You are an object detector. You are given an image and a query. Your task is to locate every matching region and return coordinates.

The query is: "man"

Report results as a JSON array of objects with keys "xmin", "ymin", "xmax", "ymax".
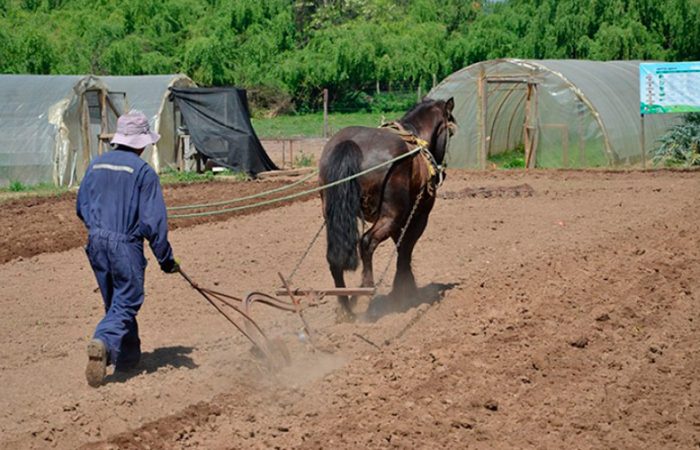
[{"xmin": 77, "ymin": 110, "xmax": 179, "ymax": 387}]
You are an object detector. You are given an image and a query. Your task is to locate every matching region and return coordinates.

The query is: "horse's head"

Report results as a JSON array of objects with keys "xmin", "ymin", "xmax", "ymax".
[{"xmin": 400, "ymin": 97, "xmax": 456, "ymax": 164}]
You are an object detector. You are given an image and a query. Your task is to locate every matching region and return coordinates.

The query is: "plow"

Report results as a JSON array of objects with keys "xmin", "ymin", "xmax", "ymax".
[
  {"xmin": 178, "ymin": 267, "xmax": 374, "ymax": 370},
  {"xmin": 168, "ymin": 110, "xmax": 453, "ymax": 369}
]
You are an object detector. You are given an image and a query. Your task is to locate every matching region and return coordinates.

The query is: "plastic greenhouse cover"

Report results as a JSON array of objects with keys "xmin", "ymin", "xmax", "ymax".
[
  {"xmin": 0, "ymin": 74, "xmax": 195, "ymax": 187},
  {"xmin": 0, "ymin": 75, "xmax": 109, "ymax": 187},
  {"xmin": 101, "ymin": 74, "xmax": 195, "ymax": 172},
  {"xmin": 429, "ymin": 59, "xmax": 676, "ymax": 168}
]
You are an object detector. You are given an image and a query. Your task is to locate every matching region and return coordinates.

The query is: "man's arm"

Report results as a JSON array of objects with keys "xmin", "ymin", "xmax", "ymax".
[{"xmin": 138, "ymin": 168, "xmax": 175, "ymax": 271}]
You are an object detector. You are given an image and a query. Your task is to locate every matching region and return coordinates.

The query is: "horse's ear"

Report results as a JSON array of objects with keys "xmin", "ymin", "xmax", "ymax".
[{"xmin": 445, "ymin": 97, "xmax": 455, "ymax": 113}]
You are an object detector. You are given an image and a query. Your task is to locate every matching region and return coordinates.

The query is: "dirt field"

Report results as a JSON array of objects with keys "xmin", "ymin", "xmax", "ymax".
[{"xmin": 1, "ymin": 169, "xmax": 699, "ymax": 449}]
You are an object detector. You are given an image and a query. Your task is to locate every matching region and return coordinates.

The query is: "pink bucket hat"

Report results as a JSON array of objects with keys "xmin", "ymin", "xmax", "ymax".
[{"xmin": 111, "ymin": 110, "xmax": 160, "ymax": 149}]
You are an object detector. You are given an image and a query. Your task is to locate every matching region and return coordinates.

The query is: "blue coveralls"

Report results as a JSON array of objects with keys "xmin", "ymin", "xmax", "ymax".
[{"xmin": 77, "ymin": 148, "xmax": 174, "ymax": 368}]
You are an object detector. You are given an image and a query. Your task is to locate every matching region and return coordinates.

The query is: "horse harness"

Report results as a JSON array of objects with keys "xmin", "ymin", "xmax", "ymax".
[{"xmin": 380, "ymin": 121, "xmax": 445, "ymax": 196}]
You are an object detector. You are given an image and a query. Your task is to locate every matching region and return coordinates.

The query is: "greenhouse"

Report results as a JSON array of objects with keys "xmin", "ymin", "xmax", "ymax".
[
  {"xmin": 0, "ymin": 75, "xmax": 118, "ymax": 187},
  {"xmin": 0, "ymin": 74, "xmax": 195, "ymax": 188},
  {"xmin": 429, "ymin": 59, "xmax": 676, "ymax": 169},
  {"xmin": 101, "ymin": 74, "xmax": 195, "ymax": 173}
]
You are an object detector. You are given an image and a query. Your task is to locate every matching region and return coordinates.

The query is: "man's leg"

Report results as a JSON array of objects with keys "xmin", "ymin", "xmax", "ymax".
[
  {"xmin": 85, "ymin": 238, "xmax": 113, "ymax": 387},
  {"xmin": 115, "ymin": 318, "xmax": 141, "ymax": 371},
  {"xmin": 93, "ymin": 242, "xmax": 145, "ymax": 371}
]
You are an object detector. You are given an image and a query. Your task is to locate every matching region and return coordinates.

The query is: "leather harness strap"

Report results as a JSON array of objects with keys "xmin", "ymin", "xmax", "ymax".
[{"xmin": 380, "ymin": 121, "xmax": 444, "ymax": 196}]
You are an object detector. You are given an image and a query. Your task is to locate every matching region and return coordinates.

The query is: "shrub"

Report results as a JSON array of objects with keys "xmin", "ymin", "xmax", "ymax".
[
  {"xmin": 653, "ymin": 113, "xmax": 700, "ymax": 167},
  {"xmin": 9, "ymin": 180, "xmax": 26, "ymax": 192}
]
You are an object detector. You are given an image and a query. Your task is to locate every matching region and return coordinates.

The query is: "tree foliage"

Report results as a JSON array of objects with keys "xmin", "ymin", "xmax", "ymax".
[{"xmin": 1, "ymin": 0, "xmax": 699, "ymax": 110}]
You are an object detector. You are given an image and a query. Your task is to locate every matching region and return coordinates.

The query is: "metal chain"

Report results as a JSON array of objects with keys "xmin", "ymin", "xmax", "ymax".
[
  {"xmin": 287, "ymin": 220, "xmax": 326, "ymax": 283},
  {"xmin": 373, "ymin": 186, "xmax": 426, "ymax": 293}
]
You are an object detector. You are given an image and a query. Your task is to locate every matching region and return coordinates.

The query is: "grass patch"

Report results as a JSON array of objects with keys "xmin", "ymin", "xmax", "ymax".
[
  {"xmin": 159, "ymin": 168, "xmax": 215, "ymax": 184},
  {"xmin": 0, "ymin": 181, "xmax": 70, "ymax": 203},
  {"xmin": 159, "ymin": 168, "xmax": 250, "ymax": 185},
  {"xmin": 488, "ymin": 146, "xmax": 526, "ymax": 169},
  {"xmin": 1, "ymin": 181, "xmax": 69, "ymax": 195},
  {"xmin": 252, "ymin": 111, "xmax": 404, "ymax": 138}
]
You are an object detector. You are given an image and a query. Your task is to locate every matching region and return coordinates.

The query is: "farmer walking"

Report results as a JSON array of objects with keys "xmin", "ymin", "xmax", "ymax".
[{"xmin": 77, "ymin": 110, "xmax": 179, "ymax": 387}]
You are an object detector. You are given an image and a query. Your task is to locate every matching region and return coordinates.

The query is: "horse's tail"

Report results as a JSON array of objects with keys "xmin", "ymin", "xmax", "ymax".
[{"xmin": 321, "ymin": 140, "xmax": 363, "ymax": 272}]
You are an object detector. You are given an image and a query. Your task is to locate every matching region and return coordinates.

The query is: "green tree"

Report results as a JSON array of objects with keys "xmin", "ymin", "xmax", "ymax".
[{"xmin": 1, "ymin": 0, "xmax": 699, "ymax": 111}]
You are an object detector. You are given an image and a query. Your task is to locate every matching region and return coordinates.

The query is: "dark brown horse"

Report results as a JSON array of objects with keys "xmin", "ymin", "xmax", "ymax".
[{"xmin": 319, "ymin": 97, "xmax": 456, "ymax": 320}]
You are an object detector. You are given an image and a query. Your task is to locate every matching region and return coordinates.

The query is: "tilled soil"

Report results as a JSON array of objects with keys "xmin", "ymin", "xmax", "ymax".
[
  {"xmin": 1, "ymin": 169, "xmax": 698, "ymax": 449},
  {"xmin": 0, "ymin": 178, "xmax": 316, "ymax": 265}
]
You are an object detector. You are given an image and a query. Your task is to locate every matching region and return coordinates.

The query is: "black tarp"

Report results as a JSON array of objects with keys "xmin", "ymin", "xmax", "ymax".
[{"xmin": 169, "ymin": 87, "xmax": 277, "ymax": 174}]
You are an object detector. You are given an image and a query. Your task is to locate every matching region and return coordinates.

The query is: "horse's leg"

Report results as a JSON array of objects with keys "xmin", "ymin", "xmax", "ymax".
[
  {"xmin": 330, "ymin": 263, "xmax": 355, "ymax": 322},
  {"xmin": 359, "ymin": 217, "xmax": 397, "ymax": 289},
  {"xmin": 392, "ymin": 206, "xmax": 431, "ymax": 301}
]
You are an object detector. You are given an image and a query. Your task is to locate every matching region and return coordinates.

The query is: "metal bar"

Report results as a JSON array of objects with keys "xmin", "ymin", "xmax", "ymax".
[
  {"xmin": 178, "ymin": 269, "xmax": 272, "ymax": 358},
  {"xmin": 486, "ymin": 78, "xmax": 531, "ymax": 84},
  {"xmin": 278, "ymin": 273, "xmax": 314, "ymax": 340},
  {"xmin": 243, "ymin": 292, "xmax": 297, "ymax": 313},
  {"xmin": 199, "ymin": 287, "xmax": 243, "ymax": 303},
  {"xmin": 275, "ymin": 287, "xmax": 376, "ymax": 297}
]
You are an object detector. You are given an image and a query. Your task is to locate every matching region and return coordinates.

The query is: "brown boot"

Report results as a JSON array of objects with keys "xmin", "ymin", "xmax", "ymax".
[{"xmin": 86, "ymin": 339, "xmax": 107, "ymax": 387}]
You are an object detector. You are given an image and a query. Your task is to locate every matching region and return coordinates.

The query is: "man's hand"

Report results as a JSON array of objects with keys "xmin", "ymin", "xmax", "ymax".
[{"xmin": 161, "ymin": 257, "xmax": 180, "ymax": 274}]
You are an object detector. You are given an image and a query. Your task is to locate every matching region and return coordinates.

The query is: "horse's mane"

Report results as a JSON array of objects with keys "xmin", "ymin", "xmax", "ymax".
[{"xmin": 399, "ymin": 98, "xmax": 439, "ymax": 126}]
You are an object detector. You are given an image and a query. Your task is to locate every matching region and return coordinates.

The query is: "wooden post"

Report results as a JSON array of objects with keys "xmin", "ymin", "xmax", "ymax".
[
  {"xmin": 289, "ymin": 140, "xmax": 294, "ymax": 167},
  {"xmin": 524, "ymin": 83, "xmax": 532, "ymax": 168},
  {"xmin": 640, "ymin": 114, "xmax": 646, "ymax": 169},
  {"xmin": 477, "ymin": 70, "xmax": 488, "ymax": 169},
  {"xmin": 282, "ymin": 140, "xmax": 286, "ymax": 168},
  {"xmin": 173, "ymin": 105, "xmax": 179, "ymax": 171},
  {"xmin": 523, "ymin": 84, "xmax": 541, "ymax": 169},
  {"xmin": 81, "ymin": 94, "xmax": 91, "ymax": 168},
  {"xmin": 323, "ymin": 88, "xmax": 329, "ymax": 138},
  {"xmin": 99, "ymin": 90, "xmax": 107, "ymax": 155},
  {"xmin": 528, "ymin": 84, "xmax": 539, "ymax": 168},
  {"xmin": 176, "ymin": 135, "xmax": 183, "ymax": 171}
]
